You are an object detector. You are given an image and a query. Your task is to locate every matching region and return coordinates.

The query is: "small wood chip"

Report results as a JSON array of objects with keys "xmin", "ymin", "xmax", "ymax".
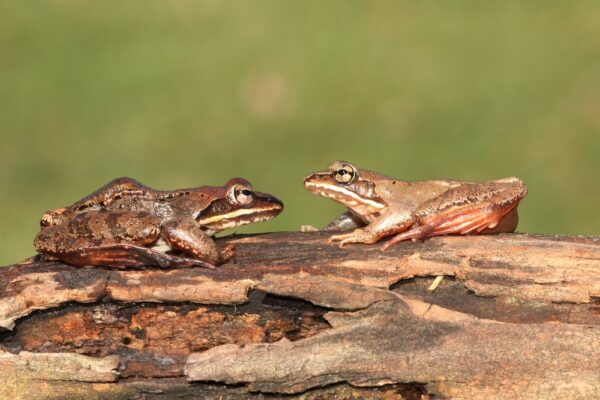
[{"xmin": 428, "ymin": 275, "xmax": 444, "ymax": 291}]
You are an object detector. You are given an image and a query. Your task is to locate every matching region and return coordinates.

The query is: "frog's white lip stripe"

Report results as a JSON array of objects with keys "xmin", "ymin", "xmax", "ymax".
[
  {"xmin": 196, "ymin": 206, "xmax": 280, "ymax": 225},
  {"xmin": 306, "ymin": 182, "xmax": 385, "ymax": 209}
]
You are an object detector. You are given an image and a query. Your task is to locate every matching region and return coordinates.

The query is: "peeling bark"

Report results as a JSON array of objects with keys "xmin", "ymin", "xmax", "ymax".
[
  {"xmin": 0, "ymin": 351, "xmax": 118, "ymax": 382},
  {"xmin": 187, "ymin": 300, "xmax": 600, "ymax": 398},
  {"xmin": 0, "ymin": 232, "xmax": 599, "ymax": 399}
]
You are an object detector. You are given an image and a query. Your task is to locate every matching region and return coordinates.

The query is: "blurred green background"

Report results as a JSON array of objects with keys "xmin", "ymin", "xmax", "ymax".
[{"xmin": 1, "ymin": 1, "xmax": 599, "ymax": 265}]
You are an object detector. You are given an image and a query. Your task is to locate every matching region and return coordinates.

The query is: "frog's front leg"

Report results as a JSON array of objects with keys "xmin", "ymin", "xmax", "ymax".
[
  {"xmin": 329, "ymin": 209, "xmax": 415, "ymax": 248},
  {"xmin": 161, "ymin": 219, "xmax": 233, "ymax": 267}
]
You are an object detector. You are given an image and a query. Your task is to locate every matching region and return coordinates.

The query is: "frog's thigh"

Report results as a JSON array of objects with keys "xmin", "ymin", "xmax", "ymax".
[
  {"xmin": 161, "ymin": 219, "xmax": 219, "ymax": 265},
  {"xmin": 100, "ymin": 210, "xmax": 163, "ymax": 244},
  {"xmin": 383, "ymin": 201, "xmax": 520, "ymax": 250},
  {"xmin": 34, "ymin": 210, "xmax": 161, "ymax": 253},
  {"xmin": 413, "ymin": 203, "xmax": 519, "ymax": 241},
  {"xmin": 415, "ymin": 181, "xmax": 523, "ymax": 235}
]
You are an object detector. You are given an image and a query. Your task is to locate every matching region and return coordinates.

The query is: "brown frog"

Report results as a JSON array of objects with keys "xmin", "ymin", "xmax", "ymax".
[
  {"xmin": 34, "ymin": 177, "xmax": 283, "ymax": 268},
  {"xmin": 304, "ymin": 161, "xmax": 527, "ymax": 250}
]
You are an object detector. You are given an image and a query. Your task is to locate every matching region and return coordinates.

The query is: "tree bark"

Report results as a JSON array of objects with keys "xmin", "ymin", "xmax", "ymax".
[{"xmin": 0, "ymin": 232, "xmax": 599, "ymax": 399}]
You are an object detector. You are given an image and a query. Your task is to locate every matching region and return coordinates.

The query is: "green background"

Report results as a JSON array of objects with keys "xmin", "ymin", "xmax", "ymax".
[{"xmin": 1, "ymin": 1, "xmax": 599, "ymax": 266}]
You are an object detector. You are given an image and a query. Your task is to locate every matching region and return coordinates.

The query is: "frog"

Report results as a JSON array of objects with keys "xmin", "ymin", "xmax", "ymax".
[
  {"xmin": 34, "ymin": 177, "xmax": 283, "ymax": 269},
  {"xmin": 304, "ymin": 161, "xmax": 527, "ymax": 250}
]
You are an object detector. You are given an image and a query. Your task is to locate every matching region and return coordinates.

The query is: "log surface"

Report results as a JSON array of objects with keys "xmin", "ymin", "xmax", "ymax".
[{"xmin": 1, "ymin": 231, "xmax": 599, "ymax": 399}]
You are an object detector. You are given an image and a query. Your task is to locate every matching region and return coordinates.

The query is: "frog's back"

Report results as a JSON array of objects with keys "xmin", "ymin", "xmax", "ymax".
[
  {"xmin": 373, "ymin": 178, "xmax": 463, "ymax": 211},
  {"xmin": 415, "ymin": 177, "xmax": 527, "ymax": 217}
]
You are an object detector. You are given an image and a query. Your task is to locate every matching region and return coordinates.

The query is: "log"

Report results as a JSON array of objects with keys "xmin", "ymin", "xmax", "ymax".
[{"xmin": 0, "ymin": 231, "xmax": 599, "ymax": 399}]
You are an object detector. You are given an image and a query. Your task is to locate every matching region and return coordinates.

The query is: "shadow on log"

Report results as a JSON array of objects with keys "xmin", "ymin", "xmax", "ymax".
[{"xmin": 0, "ymin": 232, "xmax": 599, "ymax": 399}]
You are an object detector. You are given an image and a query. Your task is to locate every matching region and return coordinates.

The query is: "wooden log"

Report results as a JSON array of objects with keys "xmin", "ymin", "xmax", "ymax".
[{"xmin": 0, "ymin": 231, "xmax": 599, "ymax": 399}]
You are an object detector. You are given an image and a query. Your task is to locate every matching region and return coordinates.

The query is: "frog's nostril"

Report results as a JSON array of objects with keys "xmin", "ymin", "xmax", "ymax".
[
  {"xmin": 270, "ymin": 196, "xmax": 284, "ymax": 210},
  {"xmin": 303, "ymin": 175, "xmax": 318, "ymax": 188}
]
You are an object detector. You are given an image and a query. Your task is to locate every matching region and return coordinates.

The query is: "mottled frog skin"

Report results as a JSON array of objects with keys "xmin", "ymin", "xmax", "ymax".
[
  {"xmin": 35, "ymin": 177, "xmax": 283, "ymax": 268},
  {"xmin": 304, "ymin": 161, "xmax": 527, "ymax": 250}
]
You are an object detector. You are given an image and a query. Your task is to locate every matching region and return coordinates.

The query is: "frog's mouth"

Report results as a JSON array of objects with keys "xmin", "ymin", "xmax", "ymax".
[
  {"xmin": 304, "ymin": 175, "xmax": 385, "ymax": 212},
  {"xmin": 196, "ymin": 196, "xmax": 283, "ymax": 233}
]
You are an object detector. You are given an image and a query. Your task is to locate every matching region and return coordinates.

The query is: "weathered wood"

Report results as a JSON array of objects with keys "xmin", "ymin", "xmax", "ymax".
[
  {"xmin": 0, "ymin": 231, "xmax": 599, "ymax": 399},
  {"xmin": 0, "ymin": 351, "xmax": 118, "ymax": 382}
]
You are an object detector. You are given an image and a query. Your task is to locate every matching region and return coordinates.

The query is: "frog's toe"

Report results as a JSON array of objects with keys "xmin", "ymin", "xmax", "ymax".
[
  {"xmin": 338, "ymin": 237, "xmax": 361, "ymax": 248},
  {"xmin": 328, "ymin": 233, "xmax": 347, "ymax": 243},
  {"xmin": 328, "ymin": 231, "xmax": 361, "ymax": 245},
  {"xmin": 382, "ymin": 225, "xmax": 433, "ymax": 251},
  {"xmin": 332, "ymin": 229, "xmax": 379, "ymax": 247},
  {"xmin": 338, "ymin": 238, "xmax": 352, "ymax": 248},
  {"xmin": 301, "ymin": 225, "xmax": 320, "ymax": 232},
  {"xmin": 191, "ymin": 259, "xmax": 217, "ymax": 269},
  {"xmin": 170, "ymin": 253, "xmax": 217, "ymax": 269}
]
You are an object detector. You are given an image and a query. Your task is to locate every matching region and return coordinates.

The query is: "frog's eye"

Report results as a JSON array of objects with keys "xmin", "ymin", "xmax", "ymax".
[
  {"xmin": 333, "ymin": 165, "xmax": 355, "ymax": 184},
  {"xmin": 234, "ymin": 186, "xmax": 254, "ymax": 205}
]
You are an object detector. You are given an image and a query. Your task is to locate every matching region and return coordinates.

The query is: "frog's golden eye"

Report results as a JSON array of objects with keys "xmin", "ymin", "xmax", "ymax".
[
  {"xmin": 234, "ymin": 186, "xmax": 254, "ymax": 205},
  {"xmin": 333, "ymin": 165, "xmax": 355, "ymax": 184}
]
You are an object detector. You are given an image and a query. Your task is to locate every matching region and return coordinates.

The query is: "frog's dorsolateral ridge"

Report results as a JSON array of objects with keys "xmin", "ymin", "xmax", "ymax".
[
  {"xmin": 34, "ymin": 177, "xmax": 283, "ymax": 269},
  {"xmin": 304, "ymin": 161, "xmax": 527, "ymax": 250}
]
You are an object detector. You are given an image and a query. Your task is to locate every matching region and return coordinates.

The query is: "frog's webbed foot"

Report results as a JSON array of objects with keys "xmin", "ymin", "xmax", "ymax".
[{"xmin": 328, "ymin": 229, "xmax": 380, "ymax": 248}]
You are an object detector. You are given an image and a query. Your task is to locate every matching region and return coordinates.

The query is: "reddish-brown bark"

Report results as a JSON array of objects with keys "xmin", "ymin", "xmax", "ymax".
[{"xmin": 1, "ymin": 232, "xmax": 599, "ymax": 399}]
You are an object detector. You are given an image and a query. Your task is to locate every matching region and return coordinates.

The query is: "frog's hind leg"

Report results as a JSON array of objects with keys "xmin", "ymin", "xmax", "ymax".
[
  {"xmin": 381, "ymin": 203, "xmax": 518, "ymax": 251},
  {"xmin": 381, "ymin": 179, "xmax": 526, "ymax": 250},
  {"xmin": 380, "ymin": 223, "xmax": 435, "ymax": 250},
  {"xmin": 62, "ymin": 244, "xmax": 216, "ymax": 269},
  {"xmin": 35, "ymin": 209, "xmax": 216, "ymax": 269},
  {"xmin": 480, "ymin": 208, "xmax": 519, "ymax": 234},
  {"xmin": 433, "ymin": 203, "xmax": 519, "ymax": 236}
]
